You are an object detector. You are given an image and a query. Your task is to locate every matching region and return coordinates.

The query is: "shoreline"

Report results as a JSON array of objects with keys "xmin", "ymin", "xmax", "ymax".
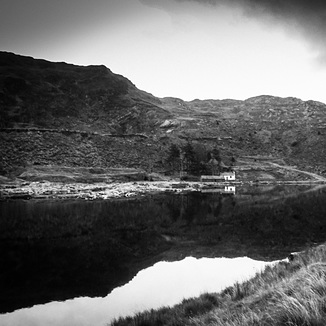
[{"xmin": 1, "ymin": 178, "xmax": 325, "ymax": 200}]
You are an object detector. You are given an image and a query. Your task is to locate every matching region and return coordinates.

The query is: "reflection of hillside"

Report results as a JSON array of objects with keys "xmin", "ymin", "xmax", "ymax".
[
  {"xmin": 1, "ymin": 187, "xmax": 326, "ymax": 313},
  {"xmin": 235, "ymin": 185, "xmax": 326, "ymax": 206},
  {"xmin": 161, "ymin": 187, "xmax": 326, "ymax": 263}
]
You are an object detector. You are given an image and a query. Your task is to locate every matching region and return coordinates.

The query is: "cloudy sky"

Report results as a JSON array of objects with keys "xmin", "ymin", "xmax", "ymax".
[{"xmin": 1, "ymin": 0, "xmax": 325, "ymax": 103}]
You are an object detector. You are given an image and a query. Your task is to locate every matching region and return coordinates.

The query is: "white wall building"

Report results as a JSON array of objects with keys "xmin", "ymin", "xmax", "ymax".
[{"xmin": 221, "ymin": 172, "xmax": 236, "ymax": 181}]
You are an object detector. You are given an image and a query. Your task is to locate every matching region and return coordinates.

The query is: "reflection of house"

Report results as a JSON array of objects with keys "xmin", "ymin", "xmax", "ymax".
[
  {"xmin": 224, "ymin": 186, "xmax": 236, "ymax": 194},
  {"xmin": 201, "ymin": 186, "xmax": 236, "ymax": 195}
]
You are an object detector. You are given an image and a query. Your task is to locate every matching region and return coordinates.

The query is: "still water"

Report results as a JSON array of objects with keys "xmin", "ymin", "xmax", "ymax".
[
  {"xmin": 0, "ymin": 257, "xmax": 276, "ymax": 326},
  {"xmin": 0, "ymin": 185, "xmax": 326, "ymax": 325}
]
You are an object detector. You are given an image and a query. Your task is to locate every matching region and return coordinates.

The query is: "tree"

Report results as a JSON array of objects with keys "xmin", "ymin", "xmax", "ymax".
[
  {"xmin": 182, "ymin": 142, "xmax": 196, "ymax": 173},
  {"xmin": 231, "ymin": 156, "xmax": 236, "ymax": 167},
  {"xmin": 166, "ymin": 142, "xmax": 210, "ymax": 176},
  {"xmin": 182, "ymin": 142, "xmax": 205, "ymax": 175},
  {"xmin": 166, "ymin": 143, "xmax": 181, "ymax": 173},
  {"xmin": 208, "ymin": 148, "xmax": 222, "ymax": 175}
]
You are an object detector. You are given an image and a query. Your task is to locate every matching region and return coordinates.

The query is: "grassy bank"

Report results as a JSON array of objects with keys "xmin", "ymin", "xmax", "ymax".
[{"xmin": 112, "ymin": 244, "xmax": 326, "ymax": 326}]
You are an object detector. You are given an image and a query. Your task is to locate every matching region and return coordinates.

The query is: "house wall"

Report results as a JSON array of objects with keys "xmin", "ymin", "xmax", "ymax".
[
  {"xmin": 201, "ymin": 173, "xmax": 235, "ymax": 182},
  {"xmin": 223, "ymin": 174, "xmax": 235, "ymax": 181}
]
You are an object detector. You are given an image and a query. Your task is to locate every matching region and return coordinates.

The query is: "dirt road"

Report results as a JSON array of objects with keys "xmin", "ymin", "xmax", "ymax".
[{"xmin": 268, "ymin": 162, "xmax": 326, "ymax": 182}]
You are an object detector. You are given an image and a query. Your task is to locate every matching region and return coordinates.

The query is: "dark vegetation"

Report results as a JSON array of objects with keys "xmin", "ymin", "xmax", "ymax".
[
  {"xmin": 0, "ymin": 131, "xmax": 161, "ymax": 176},
  {"xmin": 165, "ymin": 142, "xmax": 222, "ymax": 176}
]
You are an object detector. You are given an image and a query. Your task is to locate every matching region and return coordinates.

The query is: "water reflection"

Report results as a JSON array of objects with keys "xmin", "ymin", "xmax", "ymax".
[
  {"xmin": 1, "ymin": 185, "xmax": 325, "ymax": 314},
  {"xmin": 0, "ymin": 256, "xmax": 277, "ymax": 326},
  {"xmin": 201, "ymin": 185, "xmax": 236, "ymax": 194}
]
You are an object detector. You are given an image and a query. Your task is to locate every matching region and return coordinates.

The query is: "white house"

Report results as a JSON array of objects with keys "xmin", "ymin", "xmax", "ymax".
[
  {"xmin": 221, "ymin": 172, "xmax": 236, "ymax": 181},
  {"xmin": 200, "ymin": 171, "xmax": 236, "ymax": 182}
]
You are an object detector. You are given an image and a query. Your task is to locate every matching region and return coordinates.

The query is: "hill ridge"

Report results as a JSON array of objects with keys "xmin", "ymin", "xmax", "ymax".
[{"xmin": 0, "ymin": 52, "xmax": 325, "ymax": 176}]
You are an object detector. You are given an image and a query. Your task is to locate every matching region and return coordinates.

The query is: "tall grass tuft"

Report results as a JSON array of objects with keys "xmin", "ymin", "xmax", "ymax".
[{"xmin": 111, "ymin": 244, "xmax": 326, "ymax": 326}]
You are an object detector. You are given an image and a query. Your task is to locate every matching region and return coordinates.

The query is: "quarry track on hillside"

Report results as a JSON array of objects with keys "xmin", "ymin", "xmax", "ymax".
[
  {"xmin": 237, "ymin": 157, "xmax": 326, "ymax": 182},
  {"xmin": 268, "ymin": 162, "xmax": 326, "ymax": 182}
]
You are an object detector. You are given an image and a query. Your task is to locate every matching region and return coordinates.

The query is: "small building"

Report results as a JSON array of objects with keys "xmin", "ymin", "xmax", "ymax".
[
  {"xmin": 200, "ymin": 171, "xmax": 236, "ymax": 182},
  {"xmin": 221, "ymin": 172, "xmax": 236, "ymax": 181}
]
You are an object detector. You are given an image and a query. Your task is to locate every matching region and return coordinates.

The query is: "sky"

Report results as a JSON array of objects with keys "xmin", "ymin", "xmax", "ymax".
[{"xmin": 0, "ymin": 0, "xmax": 326, "ymax": 103}]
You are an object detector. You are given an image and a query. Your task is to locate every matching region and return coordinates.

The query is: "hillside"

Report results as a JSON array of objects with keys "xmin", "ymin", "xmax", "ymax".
[
  {"xmin": 0, "ymin": 51, "xmax": 169, "ymax": 133},
  {"xmin": 159, "ymin": 96, "xmax": 326, "ymax": 173},
  {"xmin": 0, "ymin": 52, "xmax": 326, "ymax": 178}
]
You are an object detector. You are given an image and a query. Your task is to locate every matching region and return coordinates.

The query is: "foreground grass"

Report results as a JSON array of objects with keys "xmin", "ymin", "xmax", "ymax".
[{"xmin": 111, "ymin": 244, "xmax": 326, "ymax": 326}]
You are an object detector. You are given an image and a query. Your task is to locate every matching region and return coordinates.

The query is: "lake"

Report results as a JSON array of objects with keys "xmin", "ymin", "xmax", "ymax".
[{"xmin": 1, "ymin": 184, "xmax": 326, "ymax": 325}]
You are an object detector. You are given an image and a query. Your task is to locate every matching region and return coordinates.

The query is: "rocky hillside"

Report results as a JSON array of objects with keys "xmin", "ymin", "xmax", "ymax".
[
  {"xmin": 159, "ymin": 96, "xmax": 326, "ymax": 173},
  {"xmin": 0, "ymin": 51, "xmax": 325, "ymax": 177},
  {"xmin": 0, "ymin": 51, "xmax": 169, "ymax": 133}
]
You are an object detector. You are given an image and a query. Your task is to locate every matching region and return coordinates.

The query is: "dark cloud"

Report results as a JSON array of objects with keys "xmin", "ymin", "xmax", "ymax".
[
  {"xmin": 242, "ymin": 0, "xmax": 326, "ymax": 19},
  {"xmin": 177, "ymin": 0, "xmax": 326, "ymax": 63},
  {"xmin": 236, "ymin": 0, "xmax": 326, "ymax": 37},
  {"xmin": 241, "ymin": 1, "xmax": 326, "ymax": 46},
  {"xmin": 179, "ymin": 0, "xmax": 326, "ymax": 23}
]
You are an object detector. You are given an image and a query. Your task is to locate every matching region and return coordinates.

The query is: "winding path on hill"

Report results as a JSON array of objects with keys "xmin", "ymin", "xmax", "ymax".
[{"xmin": 268, "ymin": 162, "xmax": 326, "ymax": 182}]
